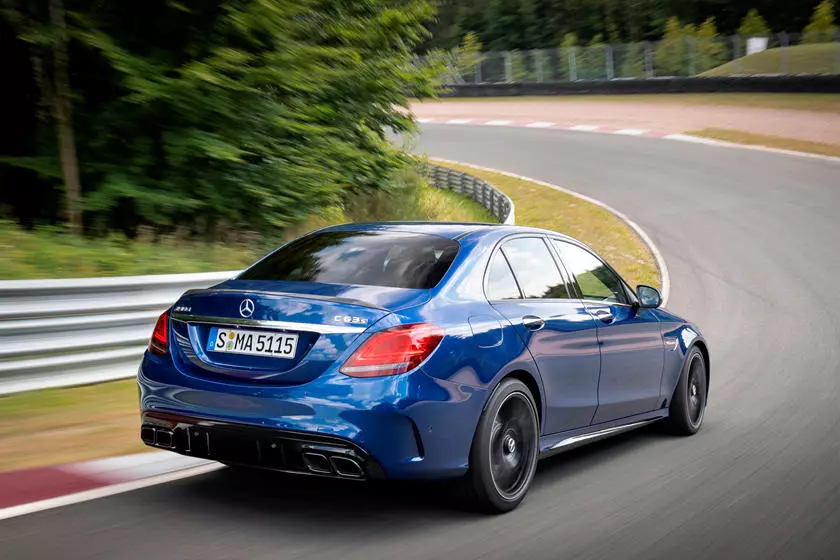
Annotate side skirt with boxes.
[538,409,668,460]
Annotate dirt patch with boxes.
[412,99,840,146]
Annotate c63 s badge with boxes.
[334,315,368,325]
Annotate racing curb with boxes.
[0,452,218,520]
[418,117,840,164]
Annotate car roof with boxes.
[317,221,576,242]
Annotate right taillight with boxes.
[340,323,444,378]
[149,311,169,355]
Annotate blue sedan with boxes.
[138,222,709,513]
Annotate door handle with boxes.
[592,309,614,323]
[522,315,545,331]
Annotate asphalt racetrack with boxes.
[3,125,840,559]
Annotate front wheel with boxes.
[455,378,540,514]
[664,346,707,435]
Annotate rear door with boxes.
[551,239,665,423]
[487,236,601,434]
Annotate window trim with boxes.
[483,234,575,303]
[547,237,638,307]
[486,247,524,301]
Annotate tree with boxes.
[453,32,485,82]
[620,42,646,78]
[803,0,838,44]
[2,0,438,235]
[737,8,771,37]
[695,17,726,74]
[654,17,691,76]
[2,0,83,233]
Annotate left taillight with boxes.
[340,323,444,378]
[149,311,169,355]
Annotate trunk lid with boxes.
[169,280,427,384]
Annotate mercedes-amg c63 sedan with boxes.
[139,222,709,513]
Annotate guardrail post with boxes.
[504,51,513,83]
[605,45,614,80]
[732,35,742,74]
[836,30,840,74]
[475,57,483,84]
[535,50,544,83]
[778,32,789,74]
[568,48,577,81]
[644,42,653,78]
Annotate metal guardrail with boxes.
[421,163,515,225]
[0,271,238,395]
[0,164,514,394]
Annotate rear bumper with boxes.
[141,411,385,480]
[138,353,487,480]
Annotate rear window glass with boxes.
[238,231,460,289]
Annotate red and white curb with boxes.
[416,117,673,139]
[416,117,840,164]
[0,452,219,520]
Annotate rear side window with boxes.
[500,237,571,299]
[486,251,521,300]
[552,240,628,303]
[239,231,459,289]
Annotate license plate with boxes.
[206,327,298,359]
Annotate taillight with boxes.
[149,311,169,355]
[340,323,444,378]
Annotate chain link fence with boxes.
[430,33,840,85]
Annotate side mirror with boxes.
[636,285,661,308]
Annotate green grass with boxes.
[688,128,840,158]
[415,93,840,113]
[701,43,840,78]
[433,160,660,290]
[0,170,493,280]
[0,379,147,472]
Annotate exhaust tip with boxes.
[330,456,363,478]
[302,452,332,474]
[140,426,156,445]
[155,429,175,449]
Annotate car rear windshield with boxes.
[238,231,460,289]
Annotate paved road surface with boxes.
[3,125,840,559]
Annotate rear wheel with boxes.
[455,378,539,514]
[664,346,707,435]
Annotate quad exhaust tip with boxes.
[330,456,363,478]
[302,452,332,474]
[140,426,156,445]
[155,428,175,449]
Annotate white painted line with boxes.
[0,463,223,521]
[416,118,434,123]
[665,134,840,164]
[526,122,555,128]
[485,120,512,126]
[429,158,671,307]
[568,124,599,132]
[446,118,473,124]
[63,452,211,483]
[613,129,647,136]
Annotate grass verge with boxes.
[416,93,840,113]
[701,43,840,78]
[433,160,660,289]
[0,379,146,472]
[0,163,657,472]
[0,170,493,280]
[688,128,840,158]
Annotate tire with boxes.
[663,346,707,436]
[454,378,540,514]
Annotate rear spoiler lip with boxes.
[181,288,390,312]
